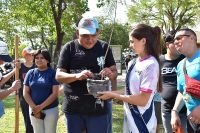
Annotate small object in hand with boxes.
[31,112,34,116]
[87,79,110,97]
[176,126,184,133]
[31,111,46,120]
[40,112,46,120]
[93,73,103,80]
[189,117,193,120]
[101,100,104,108]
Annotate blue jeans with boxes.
[65,101,112,133]
[162,112,187,133]
[0,101,5,118]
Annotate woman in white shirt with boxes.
[98,24,162,133]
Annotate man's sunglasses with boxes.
[174,34,190,41]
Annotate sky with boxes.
[84,0,200,32]
[83,0,131,24]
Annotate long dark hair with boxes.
[129,24,162,92]
[34,49,51,67]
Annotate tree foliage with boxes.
[99,19,129,50]
[94,0,130,49]
[128,0,200,33]
[0,0,88,64]
[0,0,132,64]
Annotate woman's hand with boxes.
[97,91,118,100]
[32,105,43,114]
[171,110,181,132]
[32,112,41,119]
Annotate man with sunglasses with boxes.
[171,28,200,133]
[56,17,117,133]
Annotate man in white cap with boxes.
[0,40,21,118]
[0,65,21,118]
[56,17,117,133]
[0,40,13,76]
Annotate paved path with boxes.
[117,70,126,87]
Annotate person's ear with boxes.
[165,43,169,48]
[141,38,146,44]
[190,35,197,42]
[76,30,79,37]
[96,30,100,36]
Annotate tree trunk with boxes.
[49,0,66,68]
[53,31,64,68]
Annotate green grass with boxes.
[112,103,123,133]
[0,95,123,133]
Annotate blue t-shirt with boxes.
[177,49,200,115]
[24,67,59,110]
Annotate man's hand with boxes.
[100,67,113,80]
[10,80,21,92]
[188,106,200,124]
[76,70,93,80]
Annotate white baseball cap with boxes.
[77,17,99,35]
[0,41,13,62]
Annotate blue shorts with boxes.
[65,101,112,133]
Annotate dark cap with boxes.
[0,55,13,62]
[163,30,176,44]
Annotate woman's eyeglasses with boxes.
[174,34,190,41]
